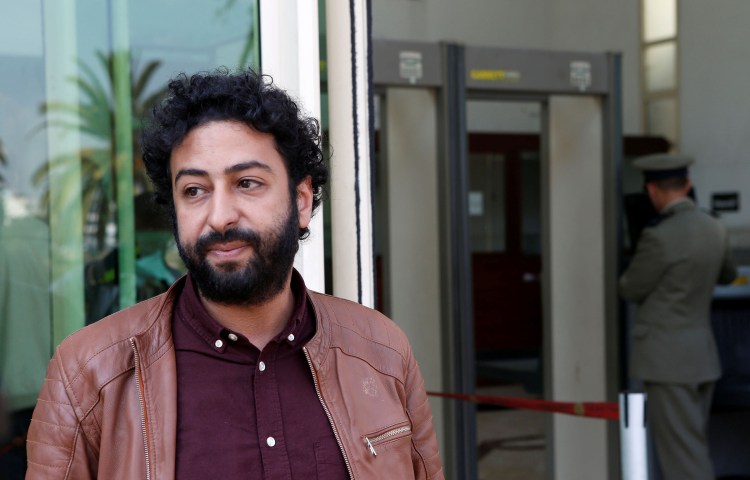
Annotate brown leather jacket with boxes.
[26,278,443,479]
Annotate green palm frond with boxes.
[33,50,166,254]
[133,60,161,102]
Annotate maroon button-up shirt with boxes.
[173,271,348,479]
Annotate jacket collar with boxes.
[301,291,332,369]
[130,276,185,367]
[661,197,695,216]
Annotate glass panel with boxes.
[0,1,260,460]
[0,2,57,415]
[520,151,541,256]
[644,42,676,92]
[469,153,507,253]
[643,0,677,42]
[647,97,678,145]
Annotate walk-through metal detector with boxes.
[373,39,623,480]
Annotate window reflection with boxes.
[33,51,179,322]
[29,0,260,324]
[1,2,260,474]
[469,153,508,253]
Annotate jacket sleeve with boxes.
[619,228,666,304]
[25,349,95,480]
[403,342,444,480]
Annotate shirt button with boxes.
[214,339,223,348]
[287,333,295,342]
[259,361,266,372]
[266,436,276,447]
[227,333,238,342]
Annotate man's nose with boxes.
[206,189,240,233]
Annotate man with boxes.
[619,153,736,480]
[26,69,443,479]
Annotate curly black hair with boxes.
[140,68,327,239]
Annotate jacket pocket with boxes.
[362,421,412,457]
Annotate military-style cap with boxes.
[632,153,694,182]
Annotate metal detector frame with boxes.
[372,39,623,480]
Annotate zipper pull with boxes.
[364,436,378,457]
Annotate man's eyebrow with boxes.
[174,161,273,183]
[174,168,207,184]
[224,160,273,175]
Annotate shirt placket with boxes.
[255,341,293,480]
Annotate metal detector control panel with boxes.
[465,46,610,95]
[373,39,614,95]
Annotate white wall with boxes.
[545,0,641,135]
[680,0,750,241]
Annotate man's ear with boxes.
[297,176,314,229]
[645,182,660,208]
[684,177,693,193]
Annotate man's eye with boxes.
[185,187,201,197]
[239,178,259,189]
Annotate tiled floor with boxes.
[474,384,750,479]
[476,384,547,480]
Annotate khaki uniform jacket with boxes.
[25,277,443,479]
[619,198,736,383]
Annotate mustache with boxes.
[194,228,261,256]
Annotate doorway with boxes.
[465,100,546,479]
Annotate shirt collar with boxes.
[178,269,311,352]
[274,269,309,345]
[660,196,694,214]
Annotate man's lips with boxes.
[206,242,251,259]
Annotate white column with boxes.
[260,0,326,292]
[548,96,609,479]
[325,0,375,306]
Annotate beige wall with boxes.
[680,0,750,235]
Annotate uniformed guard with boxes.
[619,153,737,480]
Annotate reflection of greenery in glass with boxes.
[0,138,6,185]
[32,51,165,257]
[216,0,260,70]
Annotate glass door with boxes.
[0,2,259,476]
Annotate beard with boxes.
[176,203,300,306]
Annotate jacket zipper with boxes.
[303,347,354,479]
[130,338,152,480]
[364,426,412,457]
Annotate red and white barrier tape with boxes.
[426,391,620,421]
